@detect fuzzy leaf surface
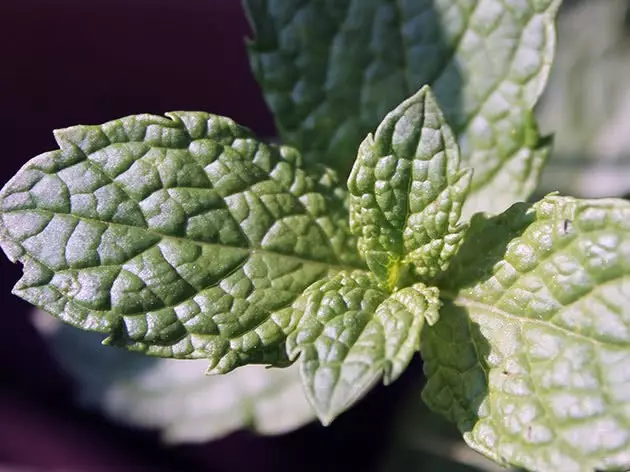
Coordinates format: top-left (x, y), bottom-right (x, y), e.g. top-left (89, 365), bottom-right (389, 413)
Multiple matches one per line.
top-left (287, 270), bottom-right (440, 424)
top-left (348, 86), bottom-right (471, 285)
top-left (0, 112), bottom-right (361, 373)
top-left (422, 195), bottom-right (630, 472)
top-left (245, 0), bottom-right (559, 215)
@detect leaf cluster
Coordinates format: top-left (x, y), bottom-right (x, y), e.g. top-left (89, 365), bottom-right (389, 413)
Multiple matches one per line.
top-left (3, 1), bottom-right (630, 471)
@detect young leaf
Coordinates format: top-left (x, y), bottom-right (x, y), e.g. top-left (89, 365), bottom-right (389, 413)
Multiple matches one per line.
top-left (422, 195), bottom-right (630, 472)
top-left (35, 311), bottom-right (315, 443)
top-left (0, 112), bottom-right (362, 373)
top-left (245, 0), bottom-right (559, 215)
top-left (348, 86), bottom-right (471, 286)
top-left (287, 270), bottom-right (440, 425)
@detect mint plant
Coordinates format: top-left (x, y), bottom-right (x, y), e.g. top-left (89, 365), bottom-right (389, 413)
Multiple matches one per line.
top-left (2, 1), bottom-right (630, 471)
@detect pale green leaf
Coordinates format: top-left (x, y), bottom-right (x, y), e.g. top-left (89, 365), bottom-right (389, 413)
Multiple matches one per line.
top-left (348, 86), bottom-right (471, 286)
top-left (245, 0), bottom-right (559, 215)
top-left (380, 379), bottom-right (517, 472)
top-left (422, 195), bottom-right (630, 472)
top-left (537, 0), bottom-right (630, 198)
top-left (0, 112), bottom-right (362, 373)
top-left (287, 270), bottom-right (440, 424)
top-left (34, 310), bottom-right (314, 443)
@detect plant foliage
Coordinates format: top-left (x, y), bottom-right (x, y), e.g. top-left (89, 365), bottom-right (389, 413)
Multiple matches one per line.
top-left (3, 1), bottom-right (630, 470)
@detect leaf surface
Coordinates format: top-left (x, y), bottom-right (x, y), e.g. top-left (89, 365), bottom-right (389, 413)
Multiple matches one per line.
top-left (34, 310), bottom-right (314, 443)
top-left (245, 0), bottom-right (559, 215)
top-left (0, 112), bottom-right (361, 372)
top-left (348, 86), bottom-right (471, 285)
top-left (287, 270), bottom-right (440, 424)
top-left (422, 195), bottom-right (630, 472)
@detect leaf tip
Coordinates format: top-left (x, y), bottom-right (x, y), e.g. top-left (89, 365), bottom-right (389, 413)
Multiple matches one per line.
top-left (458, 167), bottom-right (474, 186)
top-left (382, 361), bottom-right (397, 386)
top-left (317, 412), bottom-right (335, 427)
top-left (101, 335), bottom-right (115, 346)
top-left (163, 111), bottom-right (183, 123)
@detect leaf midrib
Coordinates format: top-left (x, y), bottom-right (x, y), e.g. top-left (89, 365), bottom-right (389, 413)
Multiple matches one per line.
top-left (441, 290), bottom-right (630, 348)
top-left (5, 207), bottom-right (363, 274)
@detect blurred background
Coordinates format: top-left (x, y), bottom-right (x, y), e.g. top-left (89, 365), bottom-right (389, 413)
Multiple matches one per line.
top-left (0, 1), bottom-right (629, 471)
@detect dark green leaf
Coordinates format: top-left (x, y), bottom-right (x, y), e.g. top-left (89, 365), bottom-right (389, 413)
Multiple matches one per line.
top-left (0, 112), bottom-right (361, 372)
top-left (245, 0), bottom-right (559, 216)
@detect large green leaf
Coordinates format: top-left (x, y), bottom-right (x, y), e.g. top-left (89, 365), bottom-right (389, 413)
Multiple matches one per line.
top-left (0, 112), bottom-right (362, 373)
top-left (422, 195), bottom-right (630, 471)
top-left (34, 310), bottom-right (314, 443)
top-left (245, 0), bottom-right (559, 215)
top-left (348, 86), bottom-right (471, 286)
top-left (287, 270), bottom-right (440, 424)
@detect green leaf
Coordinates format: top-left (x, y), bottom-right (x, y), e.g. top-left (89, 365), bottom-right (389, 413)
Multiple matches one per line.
top-left (287, 270), bottom-right (440, 424)
top-left (34, 310), bottom-right (315, 443)
top-left (0, 112), bottom-right (362, 373)
top-left (422, 195), bottom-right (630, 471)
top-left (348, 86), bottom-right (471, 286)
top-left (245, 0), bottom-right (559, 215)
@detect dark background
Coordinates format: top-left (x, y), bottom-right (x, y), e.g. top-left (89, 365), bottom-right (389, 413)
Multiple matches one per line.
top-left (0, 1), bottom-right (416, 470)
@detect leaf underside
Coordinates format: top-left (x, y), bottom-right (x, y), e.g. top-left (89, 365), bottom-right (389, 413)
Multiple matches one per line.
top-left (0, 112), bottom-right (362, 373)
top-left (422, 195), bottom-right (630, 472)
top-left (36, 311), bottom-right (315, 443)
top-left (245, 0), bottom-right (560, 216)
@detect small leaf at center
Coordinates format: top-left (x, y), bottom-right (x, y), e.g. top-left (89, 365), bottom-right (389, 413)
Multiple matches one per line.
top-left (287, 270), bottom-right (440, 424)
top-left (348, 86), bottom-right (472, 287)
